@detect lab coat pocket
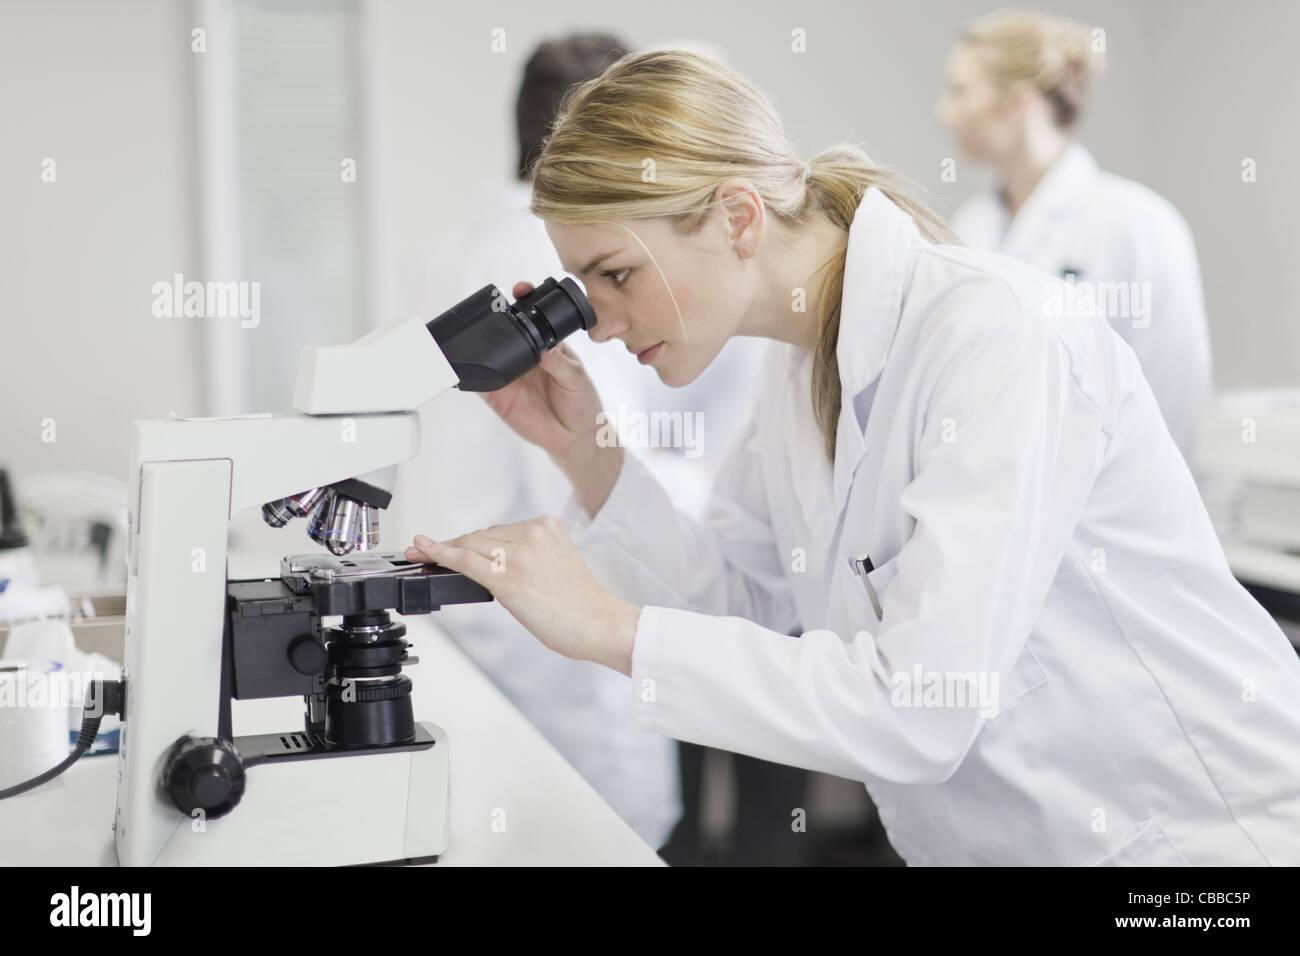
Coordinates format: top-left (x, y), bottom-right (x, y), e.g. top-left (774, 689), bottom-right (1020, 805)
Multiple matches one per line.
top-left (864, 557), bottom-right (898, 592)
top-left (989, 642), bottom-right (1049, 720)
top-left (843, 554), bottom-right (898, 627)
top-left (1087, 816), bottom-right (1189, 867)
top-left (864, 556), bottom-right (899, 612)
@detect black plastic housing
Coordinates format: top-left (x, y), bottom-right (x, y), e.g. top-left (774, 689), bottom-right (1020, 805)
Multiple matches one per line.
top-left (425, 276), bottom-right (597, 391)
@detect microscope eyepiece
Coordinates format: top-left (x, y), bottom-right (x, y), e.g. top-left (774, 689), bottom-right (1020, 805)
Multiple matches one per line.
top-left (424, 276), bottom-right (597, 392)
top-left (518, 275), bottom-right (598, 346)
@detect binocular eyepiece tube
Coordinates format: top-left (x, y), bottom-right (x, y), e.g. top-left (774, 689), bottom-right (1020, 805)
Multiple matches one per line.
top-left (424, 275), bottom-right (597, 392)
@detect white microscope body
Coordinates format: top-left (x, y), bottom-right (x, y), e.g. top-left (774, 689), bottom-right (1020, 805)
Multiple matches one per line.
top-left (113, 277), bottom-right (595, 866)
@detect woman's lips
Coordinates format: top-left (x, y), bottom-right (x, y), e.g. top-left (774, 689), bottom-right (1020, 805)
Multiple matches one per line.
top-left (637, 342), bottom-right (664, 365)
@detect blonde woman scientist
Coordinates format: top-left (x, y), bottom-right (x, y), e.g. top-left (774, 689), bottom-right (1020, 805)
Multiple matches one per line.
top-left (938, 11), bottom-right (1213, 463)
top-left (406, 51), bottom-right (1300, 865)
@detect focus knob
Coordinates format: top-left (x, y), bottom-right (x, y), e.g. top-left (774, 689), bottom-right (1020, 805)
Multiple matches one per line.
top-left (288, 635), bottom-right (328, 675)
top-left (162, 736), bottom-right (245, 819)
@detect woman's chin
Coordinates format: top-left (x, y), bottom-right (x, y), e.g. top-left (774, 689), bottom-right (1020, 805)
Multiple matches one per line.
top-left (654, 362), bottom-right (690, 388)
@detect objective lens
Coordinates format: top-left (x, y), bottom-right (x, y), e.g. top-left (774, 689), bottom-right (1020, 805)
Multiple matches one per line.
top-left (325, 494), bottom-right (361, 556)
top-left (264, 486), bottom-right (331, 527)
top-left (268, 486), bottom-right (384, 555)
top-left (306, 490), bottom-right (336, 546)
top-left (261, 499), bottom-right (294, 528)
top-left (286, 487), bottom-right (329, 517)
top-left (355, 505), bottom-right (379, 552)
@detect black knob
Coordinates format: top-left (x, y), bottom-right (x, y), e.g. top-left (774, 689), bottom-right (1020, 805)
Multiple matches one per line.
top-left (288, 635), bottom-right (328, 675)
top-left (162, 737), bottom-right (245, 819)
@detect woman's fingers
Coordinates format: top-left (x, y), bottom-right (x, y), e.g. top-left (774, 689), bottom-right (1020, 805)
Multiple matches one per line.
top-left (405, 538), bottom-right (499, 589)
top-left (538, 345), bottom-right (589, 391)
top-left (404, 518), bottom-right (637, 674)
top-left (477, 517), bottom-right (559, 543)
top-left (404, 518), bottom-right (553, 570)
top-left (512, 280), bottom-right (534, 298)
top-left (411, 527), bottom-right (509, 558)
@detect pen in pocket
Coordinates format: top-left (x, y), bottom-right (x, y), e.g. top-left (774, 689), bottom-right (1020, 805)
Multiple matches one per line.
top-left (849, 553), bottom-right (884, 621)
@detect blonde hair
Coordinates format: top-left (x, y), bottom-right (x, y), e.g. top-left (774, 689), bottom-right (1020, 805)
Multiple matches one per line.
top-left (962, 11), bottom-right (1104, 128)
top-left (530, 49), bottom-right (956, 463)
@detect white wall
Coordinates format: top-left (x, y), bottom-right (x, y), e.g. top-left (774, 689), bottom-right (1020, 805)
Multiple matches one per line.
top-left (1123, 0), bottom-right (1300, 392)
top-left (1, 0), bottom-right (202, 485)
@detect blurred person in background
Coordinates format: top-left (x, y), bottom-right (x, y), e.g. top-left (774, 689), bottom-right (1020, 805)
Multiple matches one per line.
top-left (938, 10), bottom-right (1212, 464)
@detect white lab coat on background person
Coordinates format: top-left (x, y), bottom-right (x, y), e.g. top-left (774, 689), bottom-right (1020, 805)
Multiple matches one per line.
top-left (559, 187), bottom-right (1300, 865)
top-left (391, 180), bottom-right (764, 847)
top-left (951, 144), bottom-right (1213, 463)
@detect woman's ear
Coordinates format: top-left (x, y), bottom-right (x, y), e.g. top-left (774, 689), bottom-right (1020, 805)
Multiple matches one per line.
top-left (714, 178), bottom-right (765, 259)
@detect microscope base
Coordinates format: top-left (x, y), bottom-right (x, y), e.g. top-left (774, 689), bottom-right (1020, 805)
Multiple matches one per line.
top-left (140, 721), bottom-right (450, 867)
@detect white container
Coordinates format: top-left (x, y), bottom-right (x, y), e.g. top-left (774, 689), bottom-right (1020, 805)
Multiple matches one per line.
top-left (0, 659), bottom-right (71, 791)
top-left (0, 545), bottom-right (38, 596)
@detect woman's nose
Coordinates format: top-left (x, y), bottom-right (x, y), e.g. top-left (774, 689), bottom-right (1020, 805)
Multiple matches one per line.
top-left (587, 312), bottom-right (628, 344)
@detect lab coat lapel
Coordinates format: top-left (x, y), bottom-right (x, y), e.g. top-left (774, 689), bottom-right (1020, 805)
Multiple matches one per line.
top-left (1000, 144), bottom-right (1098, 260)
top-left (827, 188), bottom-right (917, 525)
top-left (781, 188), bottom-right (916, 549)
top-left (782, 348), bottom-right (835, 543)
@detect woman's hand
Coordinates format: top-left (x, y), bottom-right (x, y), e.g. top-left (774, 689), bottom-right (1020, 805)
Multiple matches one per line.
top-left (482, 281), bottom-right (607, 462)
top-left (482, 280), bottom-right (625, 517)
top-left (405, 516), bottom-right (641, 676)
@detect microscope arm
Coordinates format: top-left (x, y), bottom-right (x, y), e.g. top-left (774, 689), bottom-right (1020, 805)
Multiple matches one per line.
top-left (292, 316), bottom-right (459, 416)
top-left (263, 276), bottom-right (597, 555)
top-left (292, 276), bottom-right (597, 415)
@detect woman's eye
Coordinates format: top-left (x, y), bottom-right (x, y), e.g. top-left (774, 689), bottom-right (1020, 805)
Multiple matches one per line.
top-left (602, 268), bottom-right (630, 287)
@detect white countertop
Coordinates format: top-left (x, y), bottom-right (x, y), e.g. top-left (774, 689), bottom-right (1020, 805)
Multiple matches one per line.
top-left (0, 615), bottom-right (664, 866)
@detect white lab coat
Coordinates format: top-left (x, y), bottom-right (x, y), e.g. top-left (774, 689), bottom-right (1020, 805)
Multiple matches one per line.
top-left (951, 145), bottom-right (1213, 463)
top-left (561, 187), bottom-right (1300, 865)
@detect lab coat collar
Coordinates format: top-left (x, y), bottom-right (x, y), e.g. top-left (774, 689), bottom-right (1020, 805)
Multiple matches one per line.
top-left (836, 187), bottom-right (920, 398)
top-left (1001, 143), bottom-right (1098, 254)
top-left (828, 187), bottom-right (922, 510)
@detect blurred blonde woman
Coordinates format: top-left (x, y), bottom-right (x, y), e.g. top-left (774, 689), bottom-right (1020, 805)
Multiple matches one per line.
top-left (407, 50), bottom-right (1300, 865)
top-left (939, 10), bottom-right (1213, 462)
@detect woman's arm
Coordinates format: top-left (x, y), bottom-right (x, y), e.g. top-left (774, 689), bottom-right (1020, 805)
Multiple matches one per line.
top-left (550, 439), bottom-right (624, 518)
top-left (558, 409), bottom-right (800, 632)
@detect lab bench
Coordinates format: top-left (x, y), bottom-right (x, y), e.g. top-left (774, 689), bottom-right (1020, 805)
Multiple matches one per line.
top-left (0, 614), bottom-right (664, 866)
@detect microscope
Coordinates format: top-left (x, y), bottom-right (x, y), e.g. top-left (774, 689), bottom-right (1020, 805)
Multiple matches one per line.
top-left (114, 278), bottom-right (596, 866)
